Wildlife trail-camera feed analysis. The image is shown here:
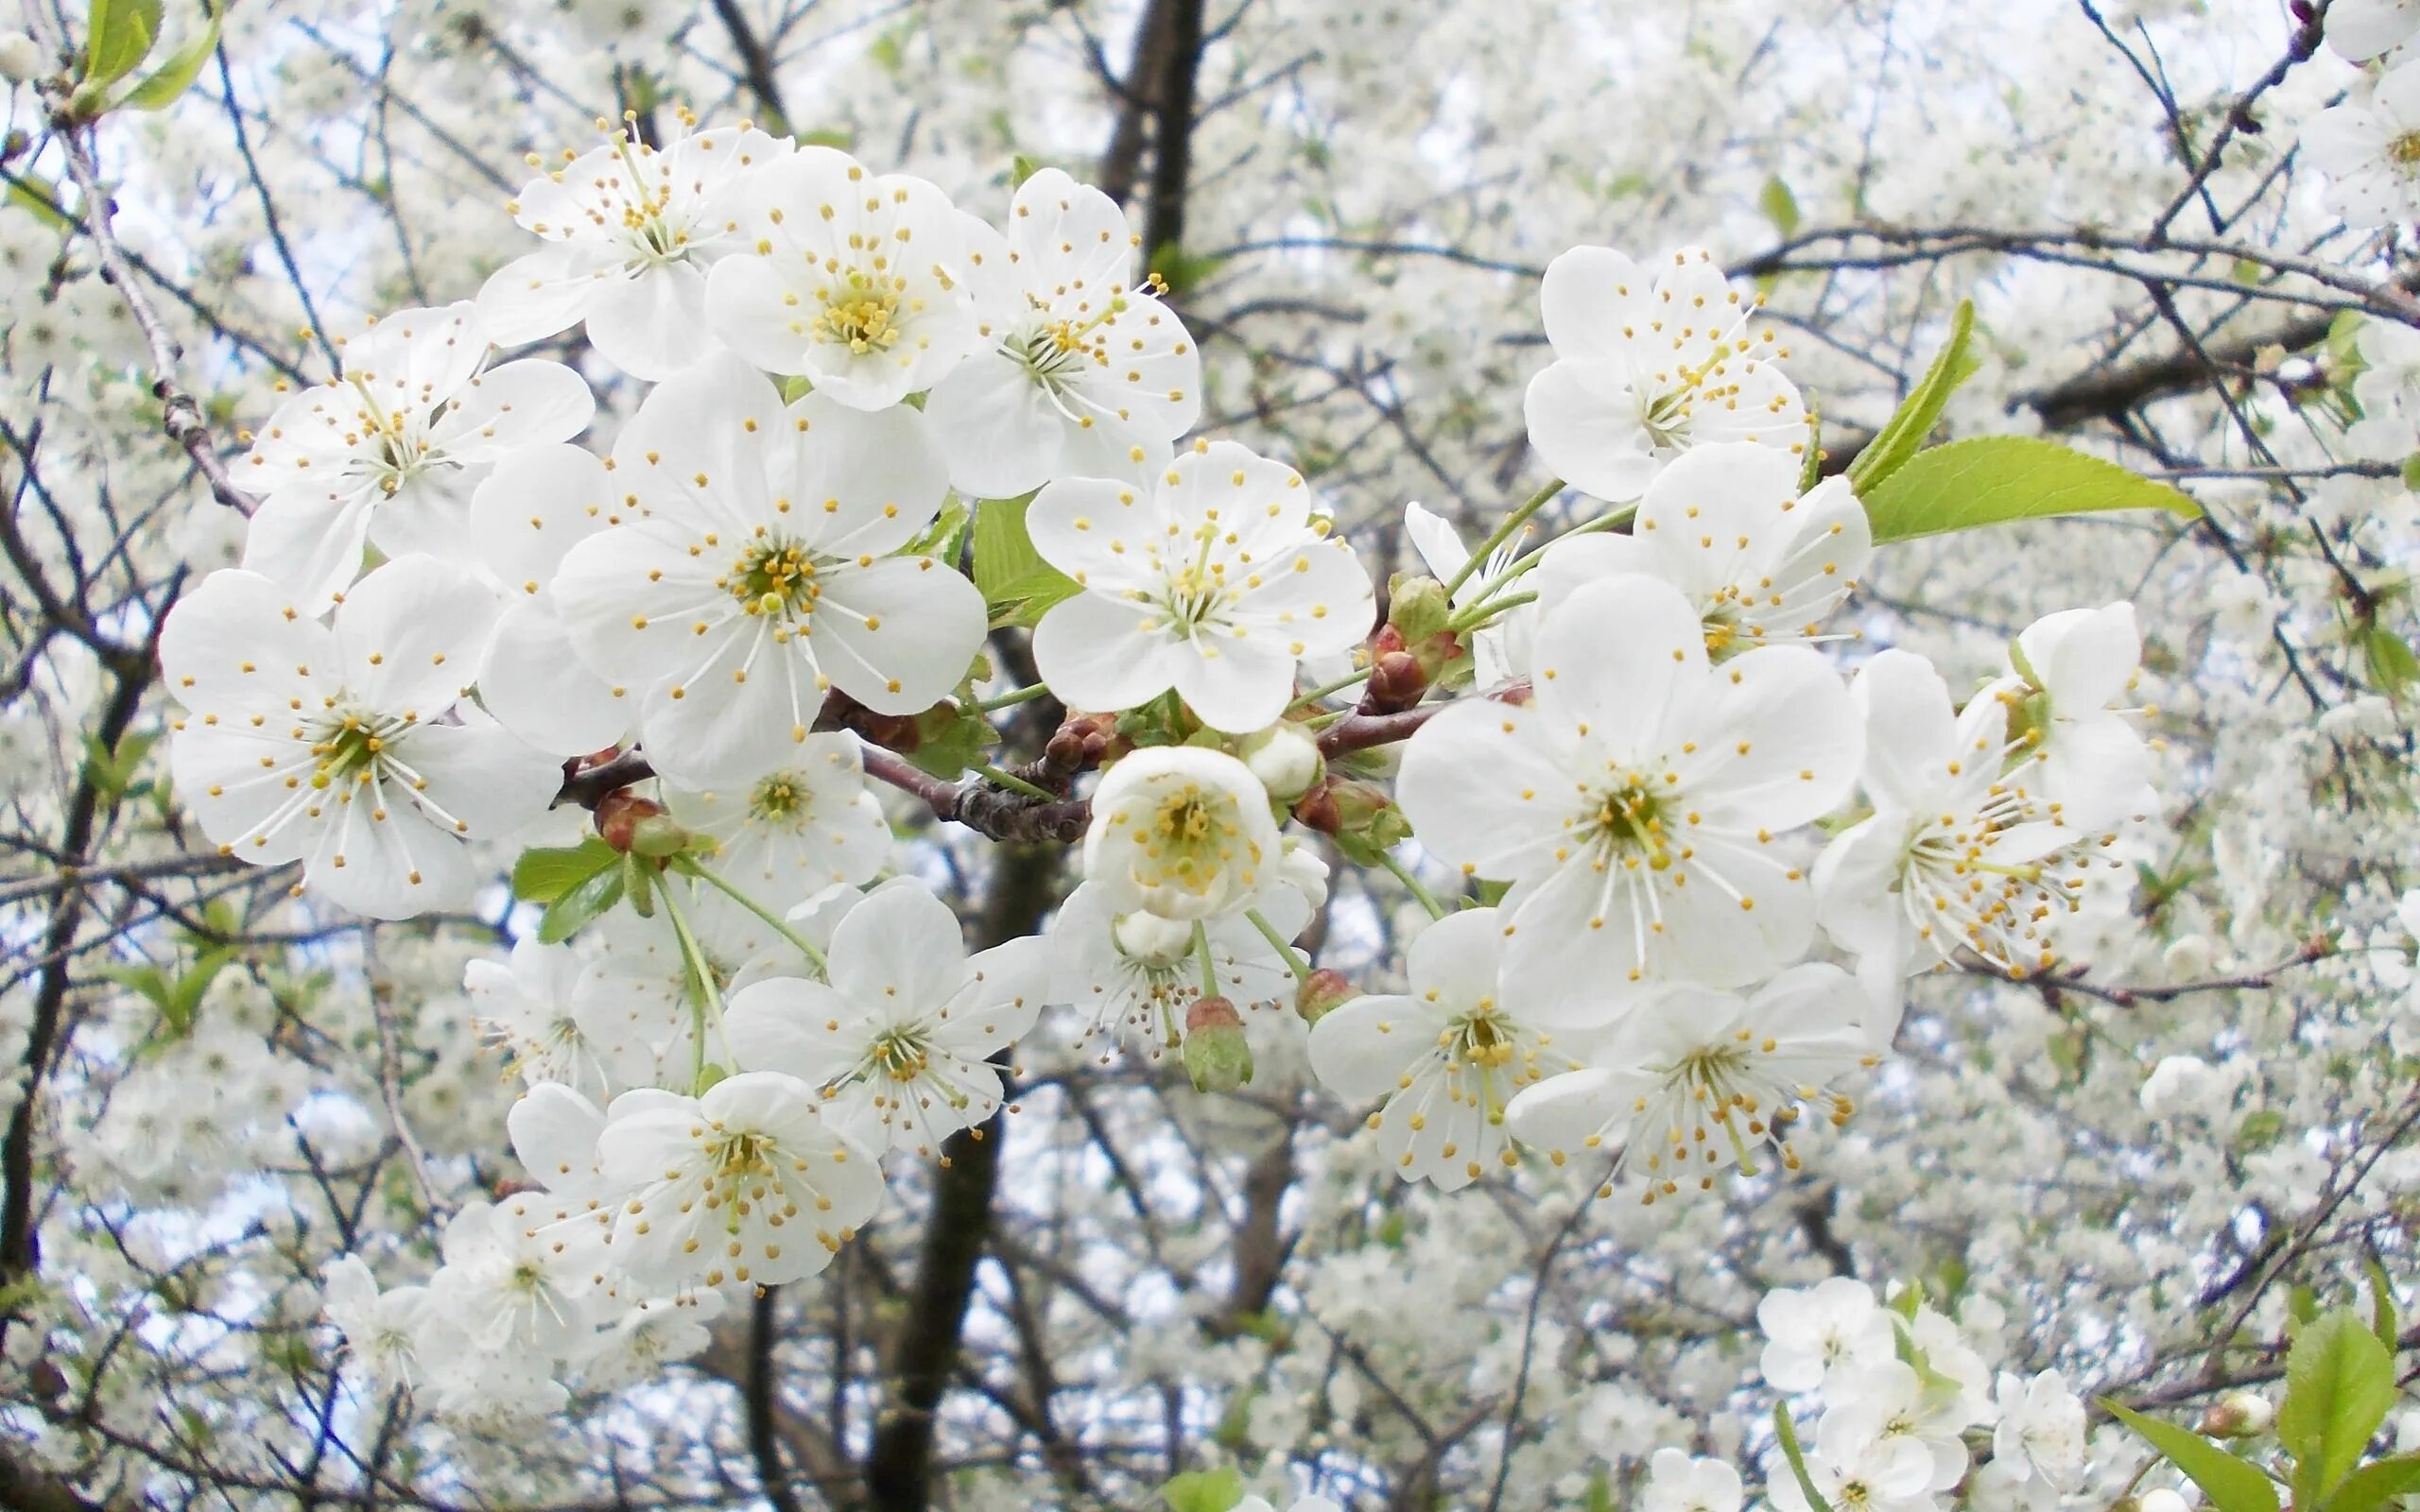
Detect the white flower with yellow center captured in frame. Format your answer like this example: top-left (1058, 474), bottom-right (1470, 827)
top-left (1395, 576), bottom-right (1860, 1018)
top-left (1503, 964), bottom-right (1874, 1203)
top-left (1532, 442), bottom-right (1869, 658)
top-left (479, 117), bottom-right (790, 381)
top-left (239, 302), bottom-right (596, 613)
top-left (1522, 247), bottom-right (1804, 504)
top-left (2303, 60), bottom-right (2420, 229)
top-left (1049, 879), bottom-right (1310, 1062)
top-left (1307, 907), bottom-right (1577, 1191)
top-left (549, 354), bottom-right (984, 787)
top-left (1082, 747), bottom-right (1284, 921)
top-left (160, 558), bottom-right (562, 919)
top-left (1028, 439), bottom-right (1376, 732)
top-left (721, 883), bottom-right (1047, 1159)
top-left (596, 1071), bottom-right (883, 1292)
top-left (1812, 650), bottom-right (2128, 1021)
top-left (925, 167), bottom-right (1201, 498)
top-left (705, 146), bottom-right (979, 410)
top-left (663, 731), bottom-right (891, 962)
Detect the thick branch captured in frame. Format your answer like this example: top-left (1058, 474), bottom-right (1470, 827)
top-left (1140, 0), bottom-right (1203, 267)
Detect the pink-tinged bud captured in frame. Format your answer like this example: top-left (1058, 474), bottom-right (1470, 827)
top-left (1182, 996), bottom-right (1253, 1091)
top-left (1291, 779), bottom-right (1344, 834)
top-left (595, 792), bottom-right (664, 852)
top-left (2197, 1392), bottom-right (2273, 1438)
top-left (1297, 969), bottom-right (1357, 1026)
top-left (1364, 650), bottom-right (1427, 713)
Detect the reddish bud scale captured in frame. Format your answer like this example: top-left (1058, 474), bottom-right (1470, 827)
top-left (595, 792), bottom-right (665, 852)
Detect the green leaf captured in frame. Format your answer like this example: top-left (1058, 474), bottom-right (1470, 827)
top-left (971, 491), bottom-right (1081, 628)
top-left (2368, 1259), bottom-right (2400, 1354)
top-left (1010, 153), bottom-right (1041, 188)
top-left (2321, 1452), bottom-right (2420, 1512)
top-left (2281, 1310), bottom-right (2397, 1508)
top-left (1149, 242), bottom-right (1224, 297)
top-left (1759, 175), bottom-right (1801, 240)
top-left (1860, 436), bottom-right (2202, 544)
top-left (905, 701), bottom-right (994, 782)
top-left (6, 179), bottom-right (73, 229)
top-left (1847, 301), bottom-right (1979, 494)
top-left (83, 0), bottom-right (162, 89)
top-left (2364, 626), bottom-right (2420, 700)
top-left (1159, 1469), bottom-right (1244, 1512)
top-left (117, 5), bottom-right (218, 111)
top-left (1773, 1402), bottom-right (1834, 1512)
top-left (537, 865), bottom-right (624, 944)
top-left (2104, 1400), bottom-right (2280, 1512)
top-left (511, 838), bottom-right (619, 904)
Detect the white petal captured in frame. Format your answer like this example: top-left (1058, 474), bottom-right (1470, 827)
top-left (480, 598), bottom-right (631, 756)
top-left (584, 262), bottom-right (715, 381)
top-left (333, 556), bottom-right (498, 717)
top-left (809, 556), bottom-right (986, 714)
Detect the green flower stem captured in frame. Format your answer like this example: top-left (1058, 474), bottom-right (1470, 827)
top-left (1446, 589), bottom-right (1538, 637)
top-left (682, 859), bottom-right (829, 972)
top-left (977, 683), bottom-right (1055, 713)
top-left (1192, 920), bottom-right (1221, 998)
top-left (1289, 669), bottom-right (1374, 711)
top-left (1442, 476), bottom-right (1564, 599)
top-left (654, 884), bottom-right (723, 1092)
top-left (976, 762), bottom-right (1058, 801)
top-left (1376, 847), bottom-right (1447, 920)
top-left (1245, 907), bottom-right (1311, 983)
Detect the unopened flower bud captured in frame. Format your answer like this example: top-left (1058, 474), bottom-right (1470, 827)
top-left (627, 814), bottom-right (691, 858)
top-left (595, 791), bottom-right (665, 851)
top-left (0, 31), bottom-right (44, 83)
top-left (1291, 779), bottom-right (1342, 833)
top-left (1364, 650), bottom-right (1427, 712)
top-left (2136, 1490), bottom-right (2189, 1512)
top-left (1388, 574), bottom-right (1454, 644)
top-left (1240, 722), bottom-right (1324, 802)
top-left (1297, 968), bottom-right (1357, 1026)
top-left (2198, 1392), bottom-right (2273, 1437)
top-left (1113, 908), bottom-right (1196, 967)
top-left (1182, 996), bottom-right (1253, 1091)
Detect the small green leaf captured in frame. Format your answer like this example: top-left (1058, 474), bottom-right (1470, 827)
top-left (971, 491), bottom-right (1081, 628)
top-left (905, 701), bottom-right (994, 782)
top-left (2364, 626), bottom-right (2420, 700)
top-left (1861, 436), bottom-right (2202, 544)
top-left (1148, 242), bottom-right (1224, 297)
top-left (1773, 1402), bottom-right (1835, 1512)
top-left (537, 865), bottom-right (624, 944)
top-left (117, 5), bottom-right (219, 111)
top-left (83, 0), bottom-right (163, 90)
top-left (2280, 1310), bottom-right (2396, 1508)
top-left (1010, 153), bottom-right (1041, 188)
top-left (2320, 1452), bottom-right (2420, 1512)
top-left (1847, 301), bottom-right (1979, 494)
top-left (2368, 1259), bottom-right (2400, 1355)
top-left (511, 838), bottom-right (619, 904)
top-left (1759, 175), bottom-right (1801, 240)
top-left (2104, 1400), bottom-right (2280, 1512)
top-left (1159, 1469), bottom-right (1244, 1512)
top-left (6, 179), bottom-right (73, 230)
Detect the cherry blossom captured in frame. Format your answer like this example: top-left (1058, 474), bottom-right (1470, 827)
top-left (1028, 438), bottom-right (1376, 732)
top-left (1081, 747), bottom-right (1285, 920)
top-left (478, 118), bottom-right (790, 380)
top-left (925, 167), bottom-right (1201, 498)
top-left (549, 354), bottom-right (983, 786)
top-left (239, 302), bottom-right (595, 612)
top-left (160, 557), bottom-right (562, 918)
top-left (1523, 247), bottom-right (1805, 503)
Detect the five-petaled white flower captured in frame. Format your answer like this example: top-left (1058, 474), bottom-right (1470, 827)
top-left (1756, 1277), bottom-right (1900, 1393)
top-left (240, 302), bottom-right (595, 613)
top-left (467, 935), bottom-right (615, 1102)
top-left (1307, 907), bottom-right (1577, 1191)
top-left (478, 118), bottom-right (790, 381)
top-left (1534, 441), bottom-right (1869, 657)
top-left (1993, 1369), bottom-right (2087, 1498)
top-left (2302, 61), bottom-right (2420, 230)
top-left (1523, 246), bottom-right (1805, 504)
top-left (1395, 575), bottom-right (1860, 1017)
top-left (549, 354), bottom-right (984, 787)
top-left (722, 882), bottom-right (1048, 1158)
top-left (596, 1071), bottom-right (884, 1291)
top-left (705, 146), bottom-right (979, 410)
top-left (1081, 747), bottom-right (1284, 920)
top-left (320, 1255), bottom-right (430, 1390)
top-left (925, 167), bottom-right (1202, 499)
top-left (2003, 602), bottom-right (2150, 830)
top-left (161, 558), bottom-right (562, 919)
top-left (1028, 439), bottom-right (1375, 732)
top-left (1503, 964), bottom-right (1875, 1202)
top-left (663, 730), bottom-right (891, 962)
top-left (1813, 649), bottom-right (2122, 1019)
